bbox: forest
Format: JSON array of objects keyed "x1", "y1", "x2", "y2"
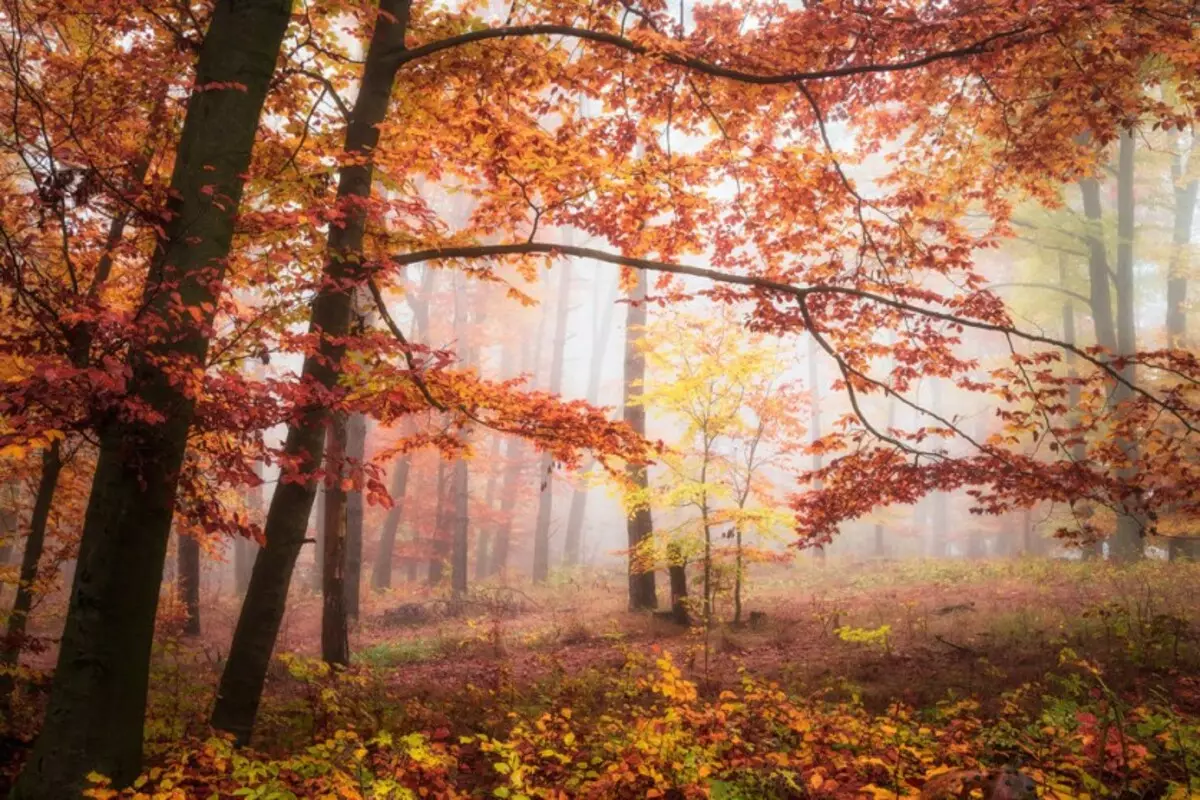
[{"x1": 0, "y1": 0, "x2": 1199, "y2": 796}]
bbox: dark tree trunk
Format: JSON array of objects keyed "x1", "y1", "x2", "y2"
[
  {"x1": 624, "y1": 269, "x2": 657, "y2": 610},
  {"x1": 667, "y1": 543, "x2": 689, "y2": 626},
  {"x1": 0, "y1": 442, "x2": 62, "y2": 703},
  {"x1": 210, "y1": 0, "x2": 412, "y2": 746},
  {"x1": 322, "y1": 414, "x2": 350, "y2": 667},
  {"x1": 177, "y1": 533, "x2": 201, "y2": 636},
  {"x1": 1078, "y1": 175, "x2": 1119, "y2": 353},
  {"x1": 13, "y1": 2, "x2": 291, "y2": 793},
  {"x1": 533, "y1": 261, "x2": 571, "y2": 583},
  {"x1": 345, "y1": 413, "x2": 366, "y2": 620},
  {"x1": 371, "y1": 454, "x2": 410, "y2": 590}
]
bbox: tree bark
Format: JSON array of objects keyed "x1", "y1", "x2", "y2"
[
  {"x1": 210, "y1": 0, "x2": 412, "y2": 746},
  {"x1": 1108, "y1": 130, "x2": 1142, "y2": 563},
  {"x1": 1166, "y1": 142, "x2": 1198, "y2": 561},
  {"x1": 176, "y1": 533, "x2": 201, "y2": 636},
  {"x1": 624, "y1": 269, "x2": 657, "y2": 610},
  {"x1": 808, "y1": 334, "x2": 827, "y2": 564},
  {"x1": 667, "y1": 542, "x2": 689, "y2": 626},
  {"x1": 322, "y1": 414, "x2": 350, "y2": 666},
  {"x1": 371, "y1": 453, "x2": 410, "y2": 590},
  {"x1": 13, "y1": 2, "x2": 291, "y2": 793},
  {"x1": 345, "y1": 413, "x2": 366, "y2": 620},
  {"x1": 311, "y1": 477, "x2": 326, "y2": 592},
  {"x1": 474, "y1": 435, "x2": 501, "y2": 580},
  {"x1": 428, "y1": 460, "x2": 449, "y2": 586},
  {"x1": 235, "y1": 460, "x2": 263, "y2": 597},
  {"x1": 489, "y1": 438, "x2": 521, "y2": 578},
  {"x1": 450, "y1": 459, "x2": 469, "y2": 598},
  {"x1": 0, "y1": 442, "x2": 62, "y2": 704},
  {"x1": 533, "y1": 261, "x2": 572, "y2": 583}
]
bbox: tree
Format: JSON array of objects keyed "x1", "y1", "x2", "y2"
[
  {"x1": 623, "y1": 268, "x2": 657, "y2": 611},
  {"x1": 321, "y1": 413, "x2": 350, "y2": 667},
  {"x1": 533, "y1": 260, "x2": 571, "y2": 583},
  {"x1": 639, "y1": 308, "x2": 802, "y2": 625},
  {"x1": 10, "y1": 1, "x2": 293, "y2": 793}
]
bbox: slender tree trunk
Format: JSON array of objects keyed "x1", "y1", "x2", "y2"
[
  {"x1": 428, "y1": 460, "x2": 449, "y2": 586},
  {"x1": 1109, "y1": 130, "x2": 1142, "y2": 563},
  {"x1": 371, "y1": 453, "x2": 410, "y2": 590},
  {"x1": 345, "y1": 413, "x2": 366, "y2": 620},
  {"x1": 1059, "y1": 253, "x2": 1097, "y2": 560},
  {"x1": 177, "y1": 534, "x2": 201, "y2": 636},
  {"x1": 733, "y1": 526, "x2": 744, "y2": 625},
  {"x1": 322, "y1": 414, "x2": 350, "y2": 666},
  {"x1": 0, "y1": 442, "x2": 62, "y2": 704},
  {"x1": 489, "y1": 438, "x2": 521, "y2": 579},
  {"x1": 624, "y1": 269, "x2": 657, "y2": 610},
  {"x1": 450, "y1": 459, "x2": 469, "y2": 598},
  {"x1": 311, "y1": 477, "x2": 326, "y2": 592},
  {"x1": 533, "y1": 261, "x2": 572, "y2": 583},
  {"x1": 211, "y1": 0, "x2": 412, "y2": 746},
  {"x1": 13, "y1": 3, "x2": 291, "y2": 792},
  {"x1": 667, "y1": 542, "x2": 689, "y2": 626},
  {"x1": 235, "y1": 460, "x2": 263, "y2": 597},
  {"x1": 564, "y1": 273, "x2": 617, "y2": 565},
  {"x1": 1167, "y1": 144, "x2": 1198, "y2": 560},
  {"x1": 449, "y1": 274, "x2": 471, "y2": 597},
  {"x1": 808, "y1": 334, "x2": 827, "y2": 564},
  {"x1": 474, "y1": 435, "x2": 501, "y2": 580},
  {"x1": 2, "y1": 107, "x2": 162, "y2": 630}
]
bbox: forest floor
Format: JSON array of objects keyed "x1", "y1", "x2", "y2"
[{"x1": 4, "y1": 557, "x2": 1199, "y2": 797}]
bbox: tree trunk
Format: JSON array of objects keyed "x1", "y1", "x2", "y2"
[
  {"x1": 428, "y1": 460, "x2": 449, "y2": 586},
  {"x1": 176, "y1": 534, "x2": 201, "y2": 636},
  {"x1": 322, "y1": 414, "x2": 350, "y2": 666},
  {"x1": 13, "y1": 2, "x2": 291, "y2": 793},
  {"x1": 489, "y1": 438, "x2": 521, "y2": 579},
  {"x1": 310, "y1": 478, "x2": 326, "y2": 592},
  {"x1": 474, "y1": 435, "x2": 501, "y2": 580},
  {"x1": 931, "y1": 491, "x2": 948, "y2": 557},
  {"x1": 210, "y1": 0, "x2": 412, "y2": 746},
  {"x1": 235, "y1": 460, "x2": 263, "y2": 597},
  {"x1": 808, "y1": 334, "x2": 827, "y2": 564},
  {"x1": 1166, "y1": 143, "x2": 1198, "y2": 560},
  {"x1": 623, "y1": 269, "x2": 657, "y2": 610},
  {"x1": 533, "y1": 261, "x2": 572, "y2": 583},
  {"x1": 667, "y1": 543, "x2": 689, "y2": 626},
  {"x1": 733, "y1": 525, "x2": 743, "y2": 625},
  {"x1": 345, "y1": 413, "x2": 366, "y2": 620},
  {"x1": 450, "y1": 459, "x2": 469, "y2": 598},
  {"x1": 449, "y1": 274, "x2": 471, "y2": 597},
  {"x1": 371, "y1": 454, "x2": 410, "y2": 590},
  {"x1": 1108, "y1": 130, "x2": 1142, "y2": 563},
  {"x1": 1059, "y1": 253, "x2": 1097, "y2": 560},
  {"x1": 564, "y1": 273, "x2": 617, "y2": 566},
  {"x1": 0, "y1": 442, "x2": 62, "y2": 704}
]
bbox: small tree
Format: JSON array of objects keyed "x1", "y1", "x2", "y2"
[{"x1": 638, "y1": 308, "x2": 804, "y2": 626}]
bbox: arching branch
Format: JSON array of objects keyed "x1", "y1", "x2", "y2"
[{"x1": 385, "y1": 21, "x2": 1039, "y2": 84}]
